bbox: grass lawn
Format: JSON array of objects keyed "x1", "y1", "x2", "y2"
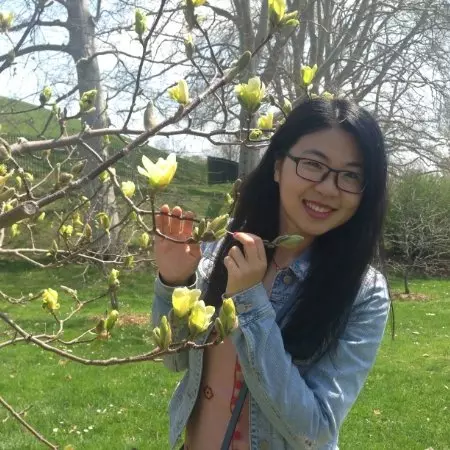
[{"x1": 1, "y1": 263, "x2": 449, "y2": 450}]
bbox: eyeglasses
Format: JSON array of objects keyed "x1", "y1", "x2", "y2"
[{"x1": 286, "y1": 154, "x2": 365, "y2": 194}]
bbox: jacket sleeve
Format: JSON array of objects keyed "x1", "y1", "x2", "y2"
[
  {"x1": 229, "y1": 270, "x2": 390, "y2": 448},
  {"x1": 151, "y1": 274, "x2": 197, "y2": 372}
]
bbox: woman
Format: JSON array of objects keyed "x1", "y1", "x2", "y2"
[{"x1": 152, "y1": 98, "x2": 390, "y2": 450}]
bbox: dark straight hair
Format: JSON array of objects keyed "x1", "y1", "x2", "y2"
[{"x1": 203, "y1": 98, "x2": 388, "y2": 362}]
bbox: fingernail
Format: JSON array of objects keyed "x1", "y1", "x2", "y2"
[{"x1": 233, "y1": 232, "x2": 239, "y2": 237}]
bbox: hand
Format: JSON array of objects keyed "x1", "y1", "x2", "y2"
[
  {"x1": 224, "y1": 232, "x2": 267, "y2": 295},
  {"x1": 155, "y1": 205, "x2": 201, "y2": 286}
]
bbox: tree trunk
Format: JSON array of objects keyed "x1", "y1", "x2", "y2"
[
  {"x1": 403, "y1": 270, "x2": 410, "y2": 295},
  {"x1": 65, "y1": 0, "x2": 119, "y2": 254}
]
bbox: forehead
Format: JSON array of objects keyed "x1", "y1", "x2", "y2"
[{"x1": 289, "y1": 127, "x2": 362, "y2": 165}]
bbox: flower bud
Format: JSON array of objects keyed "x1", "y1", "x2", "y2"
[
  {"x1": 272, "y1": 234, "x2": 303, "y2": 249},
  {"x1": 121, "y1": 181, "x2": 135, "y2": 198},
  {"x1": 124, "y1": 255, "x2": 135, "y2": 269},
  {"x1": 71, "y1": 159, "x2": 87, "y2": 175},
  {"x1": 214, "y1": 317, "x2": 226, "y2": 341},
  {"x1": 10, "y1": 223, "x2": 19, "y2": 237},
  {"x1": 159, "y1": 315, "x2": 172, "y2": 350},
  {"x1": 249, "y1": 129, "x2": 263, "y2": 141},
  {"x1": 60, "y1": 224, "x2": 73, "y2": 238},
  {"x1": 95, "y1": 318, "x2": 106, "y2": 336},
  {"x1": 59, "y1": 172, "x2": 74, "y2": 185},
  {"x1": 139, "y1": 232, "x2": 150, "y2": 249},
  {"x1": 152, "y1": 327, "x2": 162, "y2": 347},
  {"x1": 184, "y1": 34, "x2": 195, "y2": 59},
  {"x1": 39, "y1": 86, "x2": 52, "y2": 106},
  {"x1": 219, "y1": 298, "x2": 238, "y2": 335},
  {"x1": 134, "y1": 9, "x2": 147, "y2": 38},
  {"x1": 105, "y1": 310, "x2": 119, "y2": 332},
  {"x1": 108, "y1": 269, "x2": 120, "y2": 289},
  {"x1": 83, "y1": 223, "x2": 92, "y2": 240},
  {"x1": 207, "y1": 214, "x2": 229, "y2": 234},
  {"x1": 79, "y1": 89, "x2": 97, "y2": 114}
]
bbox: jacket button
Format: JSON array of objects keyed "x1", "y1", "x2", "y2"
[
  {"x1": 283, "y1": 275, "x2": 293, "y2": 285},
  {"x1": 260, "y1": 440, "x2": 269, "y2": 450}
]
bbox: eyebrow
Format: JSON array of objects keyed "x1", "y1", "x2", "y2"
[{"x1": 301, "y1": 149, "x2": 363, "y2": 169}]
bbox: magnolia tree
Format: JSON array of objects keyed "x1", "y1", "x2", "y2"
[{"x1": 0, "y1": 1, "x2": 313, "y2": 447}]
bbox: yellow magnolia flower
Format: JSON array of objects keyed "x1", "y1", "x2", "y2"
[
  {"x1": 59, "y1": 224, "x2": 73, "y2": 238},
  {"x1": 172, "y1": 287, "x2": 202, "y2": 319},
  {"x1": 168, "y1": 80, "x2": 190, "y2": 105},
  {"x1": 188, "y1": 300, "x2": 215, "y2": 336},
  {"x1": 42, "y1": 288, "x2": 60, "y2": 312},
  {"x1": 0, "y1": 12, "x2": 14, "y2": 33},
  {"x1": 187, "y1": 0, "x2": 206, "y2": 6},
  {"x1": 137, "y1": 153, "x2": 177, "y2": 189},
  {"x1": 121, "y1": 181, "x2": 135, "y2": 198},
  {"x1": 268, "y1": 0, "x2": 286, "y2": 25},
  {"x1": 235, "y1": 76, "x2": 266, "y2": 113},
  {"x1": 79, "y1": 89, "x2": 97, "y2": 113},
  {"x1": 257, "y1": 112, "x2": 274, "y2": 130},
  {"x1": 300, "y1": 64, "x2": 318, "y2": 87}
]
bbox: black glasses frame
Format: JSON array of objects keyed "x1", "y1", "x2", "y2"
[{"x1": 286, "y1": 154, "x2": 366, "y2": 194}]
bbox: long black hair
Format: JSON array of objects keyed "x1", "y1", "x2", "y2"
[{"x1": 203, "y1": 98, "x2": 388, "y2": 362}]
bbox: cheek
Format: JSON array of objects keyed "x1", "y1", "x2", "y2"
[{"x1": 340, "y1": 195, "x2": 362, "y2": 220}]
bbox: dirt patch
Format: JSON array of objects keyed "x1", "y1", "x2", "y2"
[{"x1": 391, "y1": 292, "x2": 430, "y2": 302}]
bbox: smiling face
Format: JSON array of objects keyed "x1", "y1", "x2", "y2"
[{"x1": 274, "y1": 127, "x2": 363, "y2": 239}]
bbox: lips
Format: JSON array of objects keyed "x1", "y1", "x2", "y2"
[{"x1": 302, "y1": 200, "x2": 336, "y2": 219}]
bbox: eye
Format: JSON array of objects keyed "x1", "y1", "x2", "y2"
[
  {"x1": 342, "y1": 171, "x2": 362, "y2": 180},
  {"x1": 303, "y1": 160, "x2": 324, "y2": 170}
]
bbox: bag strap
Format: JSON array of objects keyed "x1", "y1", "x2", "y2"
[
  {"x1": 220, "y1": 295, "x2": 294, "y2": 449},
  {"x1": 220, "y1": 382, "x2": 248, "y2": 450}
]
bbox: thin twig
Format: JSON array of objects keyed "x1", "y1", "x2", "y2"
[{"x1": 0, "y1": 395, "x2": 58, "y2": 450}]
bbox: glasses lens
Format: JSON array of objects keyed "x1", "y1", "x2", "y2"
[
  {"x1": 338, "y1": 171, "x2": 364, "y2": 193},
  {"x1": 297, "y1": 159, "x2": 327, "y2": 182}
]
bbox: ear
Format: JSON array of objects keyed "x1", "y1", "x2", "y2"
[{"x1": 274, "y1": 160, "x2": 281, "y2": 183}]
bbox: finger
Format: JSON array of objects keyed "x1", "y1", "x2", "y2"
[
  {"x1": 254, "y1": 236, "x2": 267, "y2": 264},
  {"x1": 170, "y1": 206, "x2": 183, "y2": 235},
  {"x1": 181, "y1": 210, "x2": 195, "y2": 238},
  {"x1": 232, "y1": 232, "x2": 259, "y2": 262},
  {"x1": 158, "y1": 204, "x2": 170, "y2": 234},
  {"x1": 228, "y1": 245, "x2": 246, "y2": 268},
  {"x1": 224, "y1": 255, "x2": 239, "y2": 275}
]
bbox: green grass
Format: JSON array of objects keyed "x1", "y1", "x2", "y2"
[{"x1": 1, "y1": 263, "x2": 449, "y2": 449}]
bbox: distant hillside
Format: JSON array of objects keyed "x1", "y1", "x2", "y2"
[{"x1": 0, "y1": 96, "x2": 208, "y2": 184}]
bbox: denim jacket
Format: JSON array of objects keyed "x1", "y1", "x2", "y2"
[{"x1": 152, "y1": 240, "x2": 390, "y2": 450}]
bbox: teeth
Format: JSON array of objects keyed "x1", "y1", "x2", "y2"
[{"x1": 305, "y1": 201, "x2": 332, "y2": 213}]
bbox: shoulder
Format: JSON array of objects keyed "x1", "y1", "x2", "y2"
[{"x1": 350, "y1": 265, "x2": 390, "y2": 322}]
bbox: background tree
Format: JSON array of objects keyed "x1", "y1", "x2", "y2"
[{"x1": 384, "y1": 171, "x2": 450, "y2": 294}]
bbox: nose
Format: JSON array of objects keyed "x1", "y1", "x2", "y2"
[{"x1": 314, "y1": 172, "x2": 340, "y2": 197}]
